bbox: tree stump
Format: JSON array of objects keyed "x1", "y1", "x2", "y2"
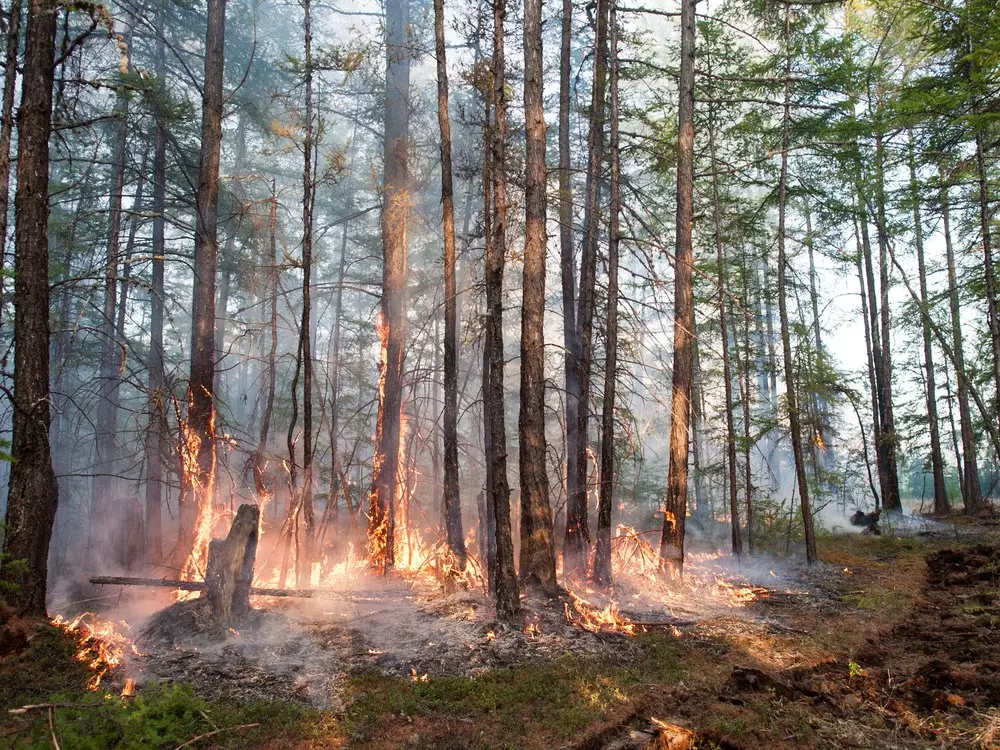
[{"x1": 204, "y1": 504, "x2": 259, "y2": 625}]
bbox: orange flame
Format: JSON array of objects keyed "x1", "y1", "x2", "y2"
[
  {"x1": 564, "y1": 590, "x2": 637, "y2": 635},
  {"x1": 51, "y1": 613, "x2": 142, "y2": 690}
]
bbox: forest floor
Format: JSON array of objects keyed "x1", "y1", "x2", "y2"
[{"x1": 3, "y1": 518, "x2": 1000, "y2": 748}]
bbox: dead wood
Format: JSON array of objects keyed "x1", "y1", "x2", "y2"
[{"x1": 204, "y1": 504, "x2": 259, "y2": 625}]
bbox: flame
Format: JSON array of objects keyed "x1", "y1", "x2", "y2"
[
  {"x1": 712, "y1": 577, "x2": 769, "y2": 605},
  {"x1": 814, "y1": 431, "x2": 827, "y2": 450},
  {"x1": 367, "y1": 312, "x2": 391, "y2": 570},
  {"x1": 177, "y1": 399, "x2": 218, "y2": 597},
  {"x1": 564, "y1": 590, "x2": 637, "y2": 635},
  {"x1": 51, "y1": 613, "x2": 142, "y2": 690}
]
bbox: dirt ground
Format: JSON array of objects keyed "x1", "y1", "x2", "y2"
[{"x1": 8, "y1": 520, "x2": 1000, "y2": 749}]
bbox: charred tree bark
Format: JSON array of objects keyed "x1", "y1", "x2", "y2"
[
  {"x1": 174, "y1": 0, "x2": 227, "y2": 575},
  {"x1": 940, "y1": 175, "x2": 982, "y2": 512},
  {"x1": 776, "y1": 9, "x2": 816, "y2": 562},
  {"x1": 518, "y1": 0, "x2": 557, "y2": 592},
  {"x1": 593, "y1": 0, "x2": 620, "y2": 588},
  {"x1": 434, "y1": 0, "x2": 467, "y2": 569},
  {"x1": 0, "y1": 0, "x2": 59, "y2": 615},
  {"x1": 369, "y1": 0, "x2": 411, "y2": 574},
  {"x1": 205, "y1": 504, "x2": 259, "y2": 625},
  {"x1": 485, "y1": 0, "x2": 519, "y2": 618},
  {"x1": 908, "y1": 135, "x2": 948, "y2": 516},
  {"x1": 659, "y1": 0, "x2": 695, "y2": 579},
  {"x1": 566, "y1": 0, "x2": 609, "y2": 574}
]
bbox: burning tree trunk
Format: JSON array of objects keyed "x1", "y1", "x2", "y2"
[
  {"x1": 485, "y1": 0, "x2": 519, "y2": 618},
  {"x1": 433, "y1": 0, "x2": 468, "y2": 569},
  {"x1": 174, "y1": 0, "x2": 227, "y2": 576},
  {"x1": 659, "y1": 0, "x2": 695, "y2": 580},
  {"x1": 776, "y1": 7, "x2": 816, "y2": 563},
  {"x1": 0, "y1": 0, "x2": 60, "y2": 616},
  {"x1": 145, "y1": 0, "x2": 168, "y2": 563},
  {"x1": 205, "y1": 504, "x2": 259, "y2": 625},
  {"x1": 593, "y1": 1, "x2": 620, "y2": 589},
  {"x1": 518, "y1": 0, "x2": 557, "y2": 592},
  {"x1": 940, "y1": 174, "x2": 982, "y2": 512},
  {"x1": 369, "y1": 0, "x2": 411, "y2": 575},
  {"x1": 566, "y1": 0, "x2": 609, "y2": 575}
]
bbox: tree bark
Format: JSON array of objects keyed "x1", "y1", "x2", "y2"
[
  {"x1": 0, "y1": 0, "x2": 60, "y2": 615},
  {"x1": 0, "y1": 0, "x2": 21, "y2": 320},
  {"x1": 174, "y1": 0, "x2": 227, "y2": 576},
  {"x1": 485, "y1": 0, "x2": 519, "y2": 617},
  {"x1": 433, "y1": 0, "x2": 468, "y2": 569},
  {"x1": 145, "y1": 1, "x2": 167, "y2": 563},
  {"x1": 566, "y1": 0, "x2": 609, "y2": 574},
  {"x1": 939, "y1": 175, "x2": 982, "y2": 512},
  {"x1": 369, "y1": 0, "x2": 410, "y2": 574},
  {"x1": 776, "y1": 9, "x2": 816, "y2": 562},
  {"x1": 659, "y1": 0, "x2": 695, "y2": 579},
  {"x1": 593, "y1": 0, "x2": 620, "y2": 587},
  {"x1": 908, "y1": 135, "x2": 948, "y2": 515},
  {"x1": 518, "y1": 0, "x2": 557, "y2": 592}
]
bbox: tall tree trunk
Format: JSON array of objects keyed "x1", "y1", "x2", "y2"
[
  {"x1": 872, "y1": 129, "x2": 902, "y2": 515},
  {"x1": 908, "y1": 135, "x2": 948, "y2": 515},
  {"x1": 740, "y1": 244, "x2": 754, "y2": 554},
  {"x1": 0, "y1": 0, "x2": 21, "y2": 319},
  {"x1": 975, "y1": 130, "x2": 1000, "y2": 425},
  {"x1": 658, "y1": 0, "x2": 695, "y2": 579},
  {"x1": 369, "y1": 0, "x2": 410, "y2": 574},
  {"x1": 518, "y1": 0, "x2": 557, "y2": 592},
  {"x1": 174, "y1": 0, "x2": 227, "y2": 576},
  {"x1": 593, "y1": 0, "x2": 620, "y2": 587},
  {"x1": 145, "y1": 4, "x2": 167, "y2": 563},
  {"x1": 253, "y1": 182, "x2": 279, "y2": 499},
  {"x1": 566, "y1": 0, "x2": 609, "y2": 574},
  {"x1": 855, "y1": 237, "x2": 881, "y2": 510},
  {"x1": 558, "y1": 0, "x2": 577, "y2": 560},
  {"x1": 940, "y1": 176, "x2": 983, "y2": 512},
  {"x1": 706, "y1": 48, "x2": 741, "y2": 555},
  {"x1": 485, "y1": 0, "x2": 519, "y2": 617},
  {"x1": 297, "y1": 0, "x2": 316, "y2": 587},
  {"x1": 92, "y1": 20, "x2": 132, "y2": 557},
  {"x1": 776, "y1": 8, "x2": 816, "y2": 562},
  {"x1": 433, "y1": 0, "x2": 467, "y2": 568},
  {"x1": 0, "y1": 0, "x2": 59, "y2": 615}
]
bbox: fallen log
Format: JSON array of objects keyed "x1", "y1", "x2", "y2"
[{"x1": 87, "y1": 575, "x2": 385, "y2": 601}]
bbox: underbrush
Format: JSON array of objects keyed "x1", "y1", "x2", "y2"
[{"x1": 0, "y1": 621, "x2": 319, "y2": 749}]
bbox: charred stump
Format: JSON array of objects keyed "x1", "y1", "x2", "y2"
[{"x1": 204, "y1": 504, "x2": 258, "y2": 625}]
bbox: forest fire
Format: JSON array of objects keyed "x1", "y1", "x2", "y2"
[
  {"x1": 564, "y1": 591, "x2": 638, "y2": 635},
  {"x1": 50, "y1": 613, "x2": 141, "y2": 690}
]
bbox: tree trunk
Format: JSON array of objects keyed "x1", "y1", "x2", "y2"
[
  {"x1": 593, "y1": 0, "x2": 620, "y2": 587},
  {"x1": 92, "y1": 20, "x2": 132, "y2": 558},
  {"x1": 369, "y1": 0, "x2": 410, "y2": 574},
  {"x1": 433, "y1": 0, "x2": 467, "y2": 569},
  {"x1": 145, "y1": 2, "x2": 167, "y2": 563},
  {"x1": 872, "y1": 129, "x2": 902, "y2": 515},
  {"x1": 659, "y1": 0, "x2": 695, "y2": 579},
  {"x1": 975, "y1": 130, "x2": 1000, "y2": 426},
  {"x1": 776, "y1": 8, "x2": 816, "y2": 563},
  {"x1": 484, "y1": 0, "x2": 519, "y2": 617},
  {"x1": 940, "y1": 176, "x2": 983, "y2": 512},
  {"x1": 558, "y1": 0, "x2": 577, "y2": 566},
  {"x1": 518, "y1": 0, "x2": 557, "y2": 592},
  {"x1": 174, "y1": 0, "x2": 227, "y2": 577},
  {"x1": 566, "y1": 0, "x2": 609, "y2": 574},
  {"x1": 0, "y1": 0, "x2": 21, "y2": 320},
  {"x1": 0, "y1": 0, "x2": 60, "y2": 615},
  {"x1": 706, "y1": 48, "x2": 741, "y2": 555},
  {"x1": 908, "y1": 134, "x2": 948, "y2": 515},
  {"x1": 297, "y1": 0, "x2": 316, "y2": 587},
  {"x1": 253, "y1": 181, "x2": 279, "y2": 500}
]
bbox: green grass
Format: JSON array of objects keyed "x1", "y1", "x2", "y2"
[
  {"x1": 345, "y1": 634, "x2": 681, "y2": 748},
  {"x1": 0, "y1": 622, "x2": 323, "y2": 749}
]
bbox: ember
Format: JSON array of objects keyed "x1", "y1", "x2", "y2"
[{"x1": 51, "y1": 612, "x2": 142, "y2": 690}]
